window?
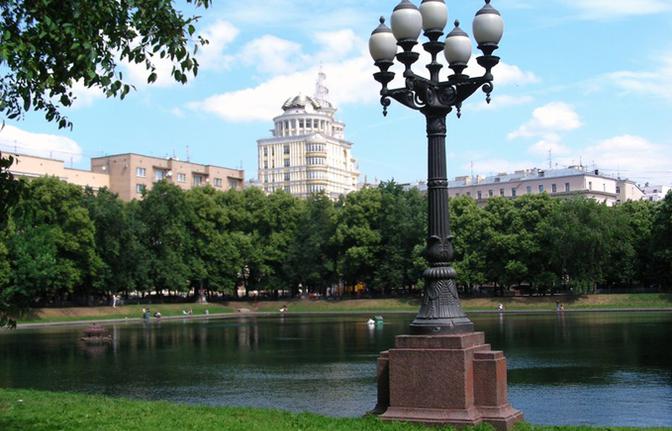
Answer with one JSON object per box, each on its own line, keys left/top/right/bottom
{"left": 228, "top": 178, "right": 240, "bottom": 189}
{"left": 193, "top": 175, "right": 204, "bottom": 186}
{"left": 500, "top": 188, "right": 505, "bottom": 196}
{"left": 284, "top": 159, "right": 290, "bottom": 167}
{"left": 552, "top": 184, "right": 557, "bottom": 193}
{"left": 213, "top": 178, "right": 223, "bottom": 187}
{"left": 589, "top": 181, "right": 593, "bottom": 190}
{"left": 264, "top": 175, "right": 268, "bottom": 184}
{"left": 511, "top": 188, "right": 517, "bottom": 197}
{"left": 565, "top": 183, "right": 570, "bottom": 192}
{"left": 263, "top": 147, "right": 268, "bottom": 156}
{"left": 177, "top": 173, "right": 186, "bottom": 183}
{"left": 616, "top": 186, "right": 621, "bottom": 194}
{"left": 299, "top": 119, "right": 304, "bottom": 128}
{"left": 264, "top": 161, "right": 268, "bottom": 169}
{"left": 526, "top": 186, "right": 532, "bottom": 194}
{"left": 477, "top": 191, "right": 482, "bottom": 200}
{"left": 284, "top": 172, "right": 290, "bottom": 181}
{"left": 136, "top": 167, "right": 146, "bottom": 177}
{"left": 284, "top": 186, "right": 290, "bottom": 193}
{"left": 488, "top": 190, "right": 493, "bottom": 197}
{"left": 283, "top": 145, "right": 290, "bottom": 155}
{"left": 135, "top": 184, "right": 146, "bottom": 194}
{"left": 154, "top": 169, "right": 166, "bottom": 181}
{"left": 456, "top": 193, "right": 461, "bottom": 196}
{"left": 467, "top": 192, "right": 471, "bottom": 197}
{"left": 538, "top": 184, "right": 544, "bottom": 193}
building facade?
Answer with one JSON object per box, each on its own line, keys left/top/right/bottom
{"left": 444, "top": 167, "right": 644, "bottom": 206}
{"left": 7, "top": 152, "right": 110, "bottom": 190}
{"left": 642, "top": 184, "right": 671, "bottom": 202}
{"left": 7, "top": 152, "right": 244, "bottom": 202}
{"left": 91, "top": 154, "right": 244, "bottom": 202}
{"left": 257, "top": 72, "right": 359, "bottom": 200}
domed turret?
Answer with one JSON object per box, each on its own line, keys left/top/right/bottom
{"left": 282, "top": 95, "right": 323, "bottom": 112}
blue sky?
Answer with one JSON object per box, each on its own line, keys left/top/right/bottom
{"left": 2, "top": 0, "right": 671, "bottom": 185}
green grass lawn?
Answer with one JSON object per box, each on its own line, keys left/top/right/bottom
{"left": 16, "top": 293, "right": 672, "bottom": 325}
{"left": 0, "top": 389, "right": 669, "bottom": 431}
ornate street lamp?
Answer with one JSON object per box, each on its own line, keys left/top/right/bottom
{"left": 369, "top": 0, "right": 503, "bottom": 334}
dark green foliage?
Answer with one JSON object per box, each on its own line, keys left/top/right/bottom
{"left": 0, "top": 175, "right": 670, "bottom": 325}
{"left": 0, "top": 0, "right": 210, "bottom": 128}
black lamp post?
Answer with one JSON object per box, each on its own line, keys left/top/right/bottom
{"left": 369, "top": 0, "right": 503, "bottom": 335}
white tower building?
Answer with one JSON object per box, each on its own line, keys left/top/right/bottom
{"left": 257, "top": 72, "right": 359, "bottom": 199}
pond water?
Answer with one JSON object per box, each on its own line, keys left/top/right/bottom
{"left": 1, "top": 312, "right": 671, "bottom": 427}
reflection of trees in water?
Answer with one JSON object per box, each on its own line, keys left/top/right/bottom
{"left": 481, "top": 313, "right": 672, "bottom": 385}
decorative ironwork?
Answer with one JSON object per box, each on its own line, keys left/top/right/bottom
{"left": 371, "top": 4, "right": 502, "bottom": 334}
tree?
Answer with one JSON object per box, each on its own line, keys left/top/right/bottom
{"left": 372, "top": 182, "right": 425, "bottom": 295}
{"left": 335, "top": 187, "right": 383, "bottom": 291}
{"left": 0, "top": 0, "right": 210, "bottom": 128}
{"left": 185, "top": 186, "right": 245, "bottom": 298}
{"left": 539, "top": 198, "right": 613, "bottom": 294}
{"left": 650, "top": 191, "right": 672, "bottom": 289}
{"left": 9, "top": 177, "right": 100, "bottom": 303}
{"left": 450, "top": 196, "right": 490, "bottom": 293}
{"left": 284, "top": 195, "right": 337, "bottom": 295}
{"left": 139, "top": 181, "right": 191, "bottom": 294}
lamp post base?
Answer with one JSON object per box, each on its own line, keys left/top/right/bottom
{"left": 374, "top": 332, "right": 523, "bottom": 431}
{"left": 410, "top": 317, "right": 474, "bottom": 334}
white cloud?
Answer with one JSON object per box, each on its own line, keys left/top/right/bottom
{"left": 69, "top": 80, "right": 106, "bottom": 108}
{"left": 529, "top": 139, "right": 571, "bottom": 156}
{"left": 508, "top": 102, "right": 582, "bottom": 140}
{"left": 466, "top": 60, "right": 540, "bottom": 86}
{"left": 0, "top": 125, "right": 83, "bottom": 162}
{"left": 313, "top": 29, "right": 361, "bottom": 61}
{"left": 121, "top": 20, "right": 240, "bottom": 89}
{"left": 561, "top": 0, "right": 672, "bottom": 19}
{"left": 604, "top": 54, "right": 672, "bottom": 102}
{"left": 559, "top": 135, "right": 672, "bottom": 183}
{"left": 465, "top": 158, "right": 536, "bottom": 176}
{"left": 197, "top": 20, "right": 240, "bottom": 71}
{"left": 240, "top": 35, "right": 308, "bottom": 75}
{"left": 188, "top": 56, "right": 377, "bottom": 122}
{"left": 187, "top": 28, "right": 538, "bottom": 123}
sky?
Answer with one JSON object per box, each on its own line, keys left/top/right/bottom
{"left": 1, "top": 0, "right": 672, "bottom": 186}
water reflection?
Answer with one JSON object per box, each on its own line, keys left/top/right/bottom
{"left": 0, "top": 312, "right": 670, "bottom": 427}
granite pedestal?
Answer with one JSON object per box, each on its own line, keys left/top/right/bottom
{"left": 375, "top": 332, "right": 522, "bottom": 431}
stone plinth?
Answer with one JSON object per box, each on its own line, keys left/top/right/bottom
{"left": 377, "top": 332, "right": 522, "bottom": 431}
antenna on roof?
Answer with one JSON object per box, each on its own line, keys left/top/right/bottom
{"left": 548, "top": 149, "right": 552, "bottom": 170}
{"left": 186, "top": 145, "right": 190, "bottom": 162}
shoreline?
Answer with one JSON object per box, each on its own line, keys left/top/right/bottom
{"left": 1, "top": 388, "right": 670, "bottom": 431}
{"left": 11, "top": 307, "right": 672, "bottom": 330}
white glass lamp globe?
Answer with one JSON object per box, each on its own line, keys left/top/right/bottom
{"left": 391, "top": 0, "right": 423, "bottom": 41}
{"left": 369, "top": 17, "right": 398, "bottom": 62}
{"left": 473, "top": 0, "right": 504, "bottom": 45}
{"left": 444, "top": 21, "right": 472, "bottom": 65}
{"left": 419, "top": 0, "right": 447, "bottom": 32}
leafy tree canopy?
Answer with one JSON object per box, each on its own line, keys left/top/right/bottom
{"left": 0, "top": 0, "right": 210, "bottom": 128}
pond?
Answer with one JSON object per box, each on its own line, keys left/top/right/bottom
{"left": 0, "top": 312, "right": 670, "bottom": 427}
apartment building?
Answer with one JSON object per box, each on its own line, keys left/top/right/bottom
{"left": 91, "top": 154, "right": 244, "bottom": 201}
{"left": 642, "top": 184, "right": 671, "bottom": 202}
{"left": 7, "top": 152, "right": 110, "bottom": 190}
{"left": 6, "top": 152, "right": 244, "bottom": 202}
{"left": 446, "top": 167, "right": 644, "bottom": 206}
{"left": 257, "top": 71, "right": 359, "bottom": 200}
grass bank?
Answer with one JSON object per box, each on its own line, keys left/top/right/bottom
{"left": 0, "top": 389, "right": 669, "bottom": 431}
{"left": 17, "top": 293, "right": 672, "bottom": 325}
